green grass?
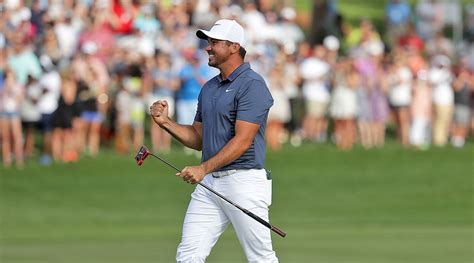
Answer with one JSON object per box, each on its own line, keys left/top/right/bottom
{"left": 296, "top": 0, "right": 387, "bottom": 23}
{"left": 1, "top": 141, "right": 473, "bottom": 262}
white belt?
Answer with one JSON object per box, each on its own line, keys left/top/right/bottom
{"left": 211, "top": 169, "right": 237, "bottom": 178}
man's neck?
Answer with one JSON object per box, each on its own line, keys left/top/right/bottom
{"left": 219, "top": 59, "right": 244, "bottom": 80}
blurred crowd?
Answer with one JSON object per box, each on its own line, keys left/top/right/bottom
{"left": 0, "top": 0, "right": 473, "bottom": 168}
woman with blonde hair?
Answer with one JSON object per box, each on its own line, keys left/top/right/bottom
{"left": 330, "top": 59, "right": 359, "bottom": 150}
{"left": 266, "top": 65, "right": 291, "bottom": 151}
{"left": 387, "top": 55, "right": 412, "bottom": 147}
{"left": 51, "top": 69, "right": 78, "bottom": 162}
{"left": 1, "top": 68, "right": 25, "bottom": 168}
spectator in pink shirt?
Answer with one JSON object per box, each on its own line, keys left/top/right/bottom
{"left": 410, "top": 68, "right": 432, "bottom": 149}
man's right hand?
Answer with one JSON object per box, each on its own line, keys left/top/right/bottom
{"left": 149, "top": 100, "right": 169, "bottom": 126}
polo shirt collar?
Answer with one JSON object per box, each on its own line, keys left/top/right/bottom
{"left": 217, "top": 62, "right": 250, "bottom": 83}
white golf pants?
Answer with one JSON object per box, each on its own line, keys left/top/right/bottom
{"left": 176, "top": 169, "right": 278, "bottom": 263}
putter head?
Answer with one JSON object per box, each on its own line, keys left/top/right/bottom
{"left": 135, "top": 145, "right": 150, "bottom": 166}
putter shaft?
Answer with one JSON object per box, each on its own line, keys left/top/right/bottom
{"left": 146, "top": 152, "right": 286, "bottom": 238}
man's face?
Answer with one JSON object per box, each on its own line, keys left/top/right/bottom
{"left": 205, "top": 38, "right": 232, "bottom": 68}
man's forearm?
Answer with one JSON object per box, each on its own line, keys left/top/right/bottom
{"left": 160, "top": 119, "right": 202, "bottom": 151}
{"left": 200, "top": 120, "right": 260, "bottom": 174}
{"left": 200, "top": 136, "right": 250, "bottom": 174}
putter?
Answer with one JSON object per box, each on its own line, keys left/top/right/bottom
{"left": 135, "top": 145, "right": 286, "bottom": 238}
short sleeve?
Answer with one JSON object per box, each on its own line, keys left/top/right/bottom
{"left": 236, "top": 79, "right": 273, "bottom": 124}
{"left": 194, "top": 90, "right": 203, "bottom": 122}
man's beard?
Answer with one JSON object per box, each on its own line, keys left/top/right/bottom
{"left": 208, "top": 60, "right": 218, "bottom": 68}
{"left": 208, "top": 54, "right": 218, "bottom": 68}
{"left": 207, "top": 53, "right": 227, "bottom": 68}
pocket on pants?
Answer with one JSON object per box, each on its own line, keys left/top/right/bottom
{"left": 229, "top": 170, "right": 272, "bottom": 208}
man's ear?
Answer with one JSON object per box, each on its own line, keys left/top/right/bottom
{"left": 231, "top": 43, "right": 240, "bottom": 55}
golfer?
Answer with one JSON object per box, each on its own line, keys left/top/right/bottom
{"left": 149, "top": 19, "right": 278, "bottom": 262}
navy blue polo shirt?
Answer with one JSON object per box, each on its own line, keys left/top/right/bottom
{"left": 194, "top": 62, "right": 273, "bottom": 171}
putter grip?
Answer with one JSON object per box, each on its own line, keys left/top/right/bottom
{"left": 244, "top": 209, "right": 286, "bottom": 238}
{"left": 271, "top": 226, "right": 287, "bottom": 238}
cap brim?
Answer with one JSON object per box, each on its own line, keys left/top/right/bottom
{"left": 196, "top": 29, "right": 227, "bottom": 42}
{"left": 196, "top": 29, "right": 246, "bottom": 48}
{"left": 196, "top": 29, "right": 209, "bottom": 40}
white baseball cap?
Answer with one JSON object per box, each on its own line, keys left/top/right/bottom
{"left": 323, "top": 35, "right": 340, "bottom": 51}
{"left": 196, "top": 19, "right": 246, "bottom": 48}
{"left": 82, "top": 41, "right": 98, "bottom": 55}
{"left": 281, "top": 7, "right": 296, "bottom": 20}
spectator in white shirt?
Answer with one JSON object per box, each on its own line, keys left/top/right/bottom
{"left": 299, "top": 45, "right": 331, "bottom": 142}
{"left": 429, "top": 55, "right": 454, "bottom": 146}
{"left": 38, "top": 55, "right": 61, "bottom": 165}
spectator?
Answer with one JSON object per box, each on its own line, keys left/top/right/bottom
{"left": 282, "top": 51, "right": 304, "bottom": 147}
{"left": 115, "top": 63, "right": 145, "bottom": 154}
{"left": 37, "top": 55, "right": 61, "bottom": 165}
{"left": 7, "top": 35, "right": 42, "bottom": 85}
{"left": 20, "top": 75, "right": 42, "bottom": 159}
{"left": 109, "top": 0, "right": 138, "bottom": 36}
{"left": 30, "top": 0, "right": 47, "bottom": 40}
{"left": 278, "top": 7, "right": 305, "bottom": 55}
{"left": 266, "top": 64, "right": 291, "bottom": 151}
{"left": 241, "top": 0, "right": 267, "bottom": 44}
{"left": 40, "top": 27, "right": 62, "bottom": 65}
{"left": 370, "top": 54, "right": 390, "bottom": 148}
{"left": 429, "top": 55, "right": 454, "bottom": 146}
{"left": 127, "top": 63, "right": 146, "bottom": 152}
{"left": 425, "top": 30, "right": 454, "bottom": 59}
{"left": 451, "top": 59, "right": 473, "bottom": 148}
{"left": 118, "top": 27, "right": 155, "bottom": 59}
{"left": 54, "top": 10, "right": 82, "bottom": 61}
{"left": 10, "top": 5, "right": 35, "bottom": 44}
{"left": 404, "top": 44, "right": 427, "bottom": 76}
{"left": 416, "top": 0, "right": 444, "bottom": 41}
{"left": 133, "top": 3, "right": 160, "bottom": 38}
{"left": 299, "top": 45, "right": 331, "bottom": 142}
{"left": 323, "top": 35, "right": 340, "bottom": 67}
{"left": 398, "top": 23, "right": 424, "bottom": 53}
{"left": 387, "top": 55, "right": 412, "bottom": 147}
{"left": 0, "top": 68, "right": 24, "bottom": 168}
{"left": 410, "top": 68, "right": 432, "bottom": 149}
{"left": 79, "top": 8, "right": 116, "bottom": 63}
{"left": 51, "top": 69, "right": 78, "bottom": 162}
{"left": 114, "top": 70, "right": 132, "bottom": 154}
{"left": 73, "top": 42, "right": 109, "bottom": 156}
{"left": 177, "top": 49, "right": 212, "bottom": 126}
{"left": 344, "top": 19, "right": 381, "bottom": 55}
{"left": 457, "top": 5, "right": 474, "bottom": 71}
{"left": 385, "top": 0, "right": 411, "bottom": 46}
{"left": 354, "top": 42, "right": 384, "bottom": 149}
{"left": 329, "top": 59, "right": 359, "bottom": 150}
{"left": 192, "top": 0, "right": 220, "bottom": 29}
{"left": 147, "top": 52, "right": 179, "bottom": 153}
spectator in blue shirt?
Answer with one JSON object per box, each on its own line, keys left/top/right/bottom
{"left": 385, "top": 0, "right": 411, "bottom": 46}
{"left": 176, "top": 49, "right": 213, "bottom": 125}
{"left": 133, "top": 4, "right": 160, "bottom": 38}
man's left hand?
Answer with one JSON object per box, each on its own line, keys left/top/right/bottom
{"left": 177, "top": 165, "right": 206, "bottom": 185}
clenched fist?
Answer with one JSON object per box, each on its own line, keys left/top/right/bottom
{"left": 149, "top": 100, "right": 170, "bottom": 126}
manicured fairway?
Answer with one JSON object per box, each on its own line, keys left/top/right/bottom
{"left": 1, "top": 142, "right": 472, "bottom": 262}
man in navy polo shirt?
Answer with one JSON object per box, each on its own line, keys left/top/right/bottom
{"left": 149, "top": 19, "right": 278, "bottom": 262}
